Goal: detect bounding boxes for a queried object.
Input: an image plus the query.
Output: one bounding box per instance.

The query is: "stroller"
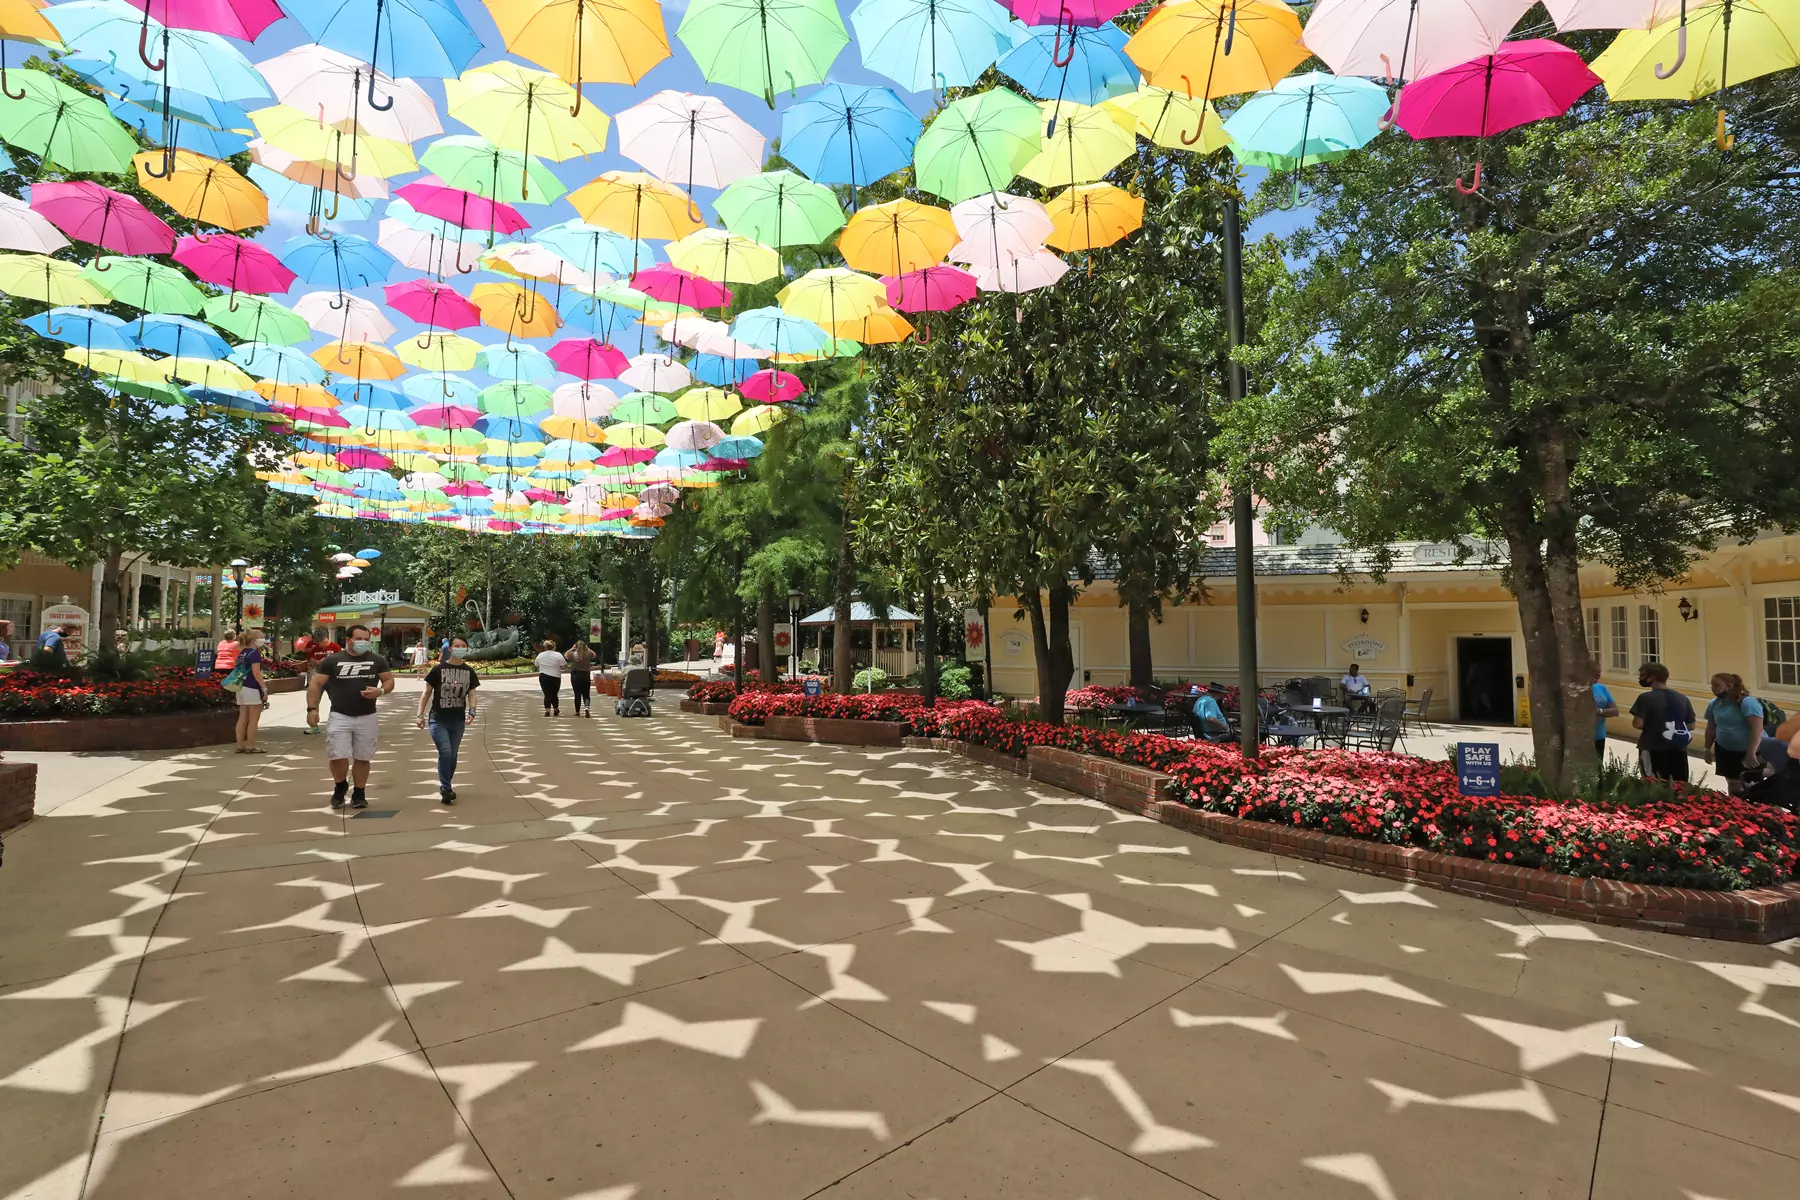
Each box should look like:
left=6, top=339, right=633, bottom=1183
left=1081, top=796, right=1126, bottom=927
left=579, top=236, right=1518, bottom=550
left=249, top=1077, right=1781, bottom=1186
left=614, top=666, right=654, bottom=717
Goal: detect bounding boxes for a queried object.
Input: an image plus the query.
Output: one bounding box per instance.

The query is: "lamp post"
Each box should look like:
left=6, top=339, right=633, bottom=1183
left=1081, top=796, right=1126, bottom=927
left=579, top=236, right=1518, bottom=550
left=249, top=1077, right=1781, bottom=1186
left=1223, top=193, right=1260, bottom=759
left=228, top=559, right=249, bottom=634
left=788, top=588, right=801, bottom=681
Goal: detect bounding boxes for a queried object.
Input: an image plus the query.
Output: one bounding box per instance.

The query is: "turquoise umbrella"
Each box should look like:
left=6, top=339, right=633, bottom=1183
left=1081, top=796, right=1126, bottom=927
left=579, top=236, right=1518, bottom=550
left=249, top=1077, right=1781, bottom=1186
left=1224, top=72, right=1391, bottom=201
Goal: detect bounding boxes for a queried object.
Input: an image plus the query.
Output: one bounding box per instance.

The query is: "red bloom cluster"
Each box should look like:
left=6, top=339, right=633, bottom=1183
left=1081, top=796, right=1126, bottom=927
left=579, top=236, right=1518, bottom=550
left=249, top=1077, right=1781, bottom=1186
left=1064, top=684, right=1167, bottom=712
left=725, top=694, right=1800, bottom=891
left=0, top=667, right=233, bottom=720
left=688, top=679, right=805, bottom=703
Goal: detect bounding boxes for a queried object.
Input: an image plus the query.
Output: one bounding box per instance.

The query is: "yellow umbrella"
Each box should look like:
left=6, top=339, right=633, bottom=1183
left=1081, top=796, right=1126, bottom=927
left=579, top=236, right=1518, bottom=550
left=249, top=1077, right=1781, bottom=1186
left=249, top=106, right=419, bottom=179
left=1594, top=2, right=1800, bottom=150
left=167, top=358, right=255, bottom=390
left=134, top=149, right=270, bottom=232
left=605, top=422, right=665, bottom=449
left=837, top=199, right=958, bottom=277
left=673, top=387, right=741, bottom=421
left=568, top=170, right=705, bottom=243
left=289, top=452, right=338, bottom=470
left=254, top=380, right=338, bottom=409
left=1104, top=84, right=1230, bottom=153
left=822, top=308, right=914, bottom=345
left=1020, top=101, right=1137, bottom=188
left=777, top=267, right=888, bottom=327
left=61, top=346, right=164, bottom=383
left=1124, top=0, right=1309, bottom=97
left=482, top=0, right=673, bottom=101
left=0, top=0, right=58, bottom=42
left=313, top=342, right=407, bottom=380
left=257, top=468, right=314, bottom=484
left=731, top=404, right=790, bottom=436
left=666, top=228, right=780, bottom=283
left=445, top=62, right=611, bottom=182
left=538, top=415, right=609, bottom=441
left=397, top=333, right=482, bottom=372
left=471, top=282, right=563, bottom=340
left=1046, top=183, right=1145, bottom=252
left=0, top=253, right=106, bottom=305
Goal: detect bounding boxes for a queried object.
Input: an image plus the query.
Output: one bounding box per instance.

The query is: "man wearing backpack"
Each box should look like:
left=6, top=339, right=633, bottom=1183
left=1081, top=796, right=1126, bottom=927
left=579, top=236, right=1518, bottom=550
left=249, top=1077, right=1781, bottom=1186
left=1703, top=673, right=1773, bottom=795
left=1630, top=663, right=1696, bottom=782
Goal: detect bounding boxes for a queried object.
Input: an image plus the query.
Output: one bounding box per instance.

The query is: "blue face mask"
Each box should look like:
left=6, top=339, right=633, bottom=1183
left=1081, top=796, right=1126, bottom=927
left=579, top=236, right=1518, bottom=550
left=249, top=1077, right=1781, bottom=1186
left=352, top=640, right=373, bottom=654
left=448, top=648, right=466, bottom=662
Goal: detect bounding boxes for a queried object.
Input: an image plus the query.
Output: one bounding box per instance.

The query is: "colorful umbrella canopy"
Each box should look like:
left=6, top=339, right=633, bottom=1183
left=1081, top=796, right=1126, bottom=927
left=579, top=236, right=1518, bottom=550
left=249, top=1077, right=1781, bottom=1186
left=1103, top=84, right=1230, bottom=152
left=616, top=90, right=766, bottom=194
left=912, top=86, right=1042, bottom=203
left=394, top=181, right=531, bottom=237
left=1394, top=39, right=1603, bottom=140
left=0, top=69, right=139, bottom=173
left=1020, top=99, right=1137, bottom=187
left=780, top=83, right=922, bottom=192
left=838, top=199, right=958, bottom=276
left=249, top=105, right=420, bottom=180
left=1594, top=0, right=1799, bottom=136
left=21, top=307, right=137, bottom=351
left=255, top=44, right=443, bottom=145
left=716, top=170, right=846, bottom=247
left=847, top=0, right=1015, bottom=93
left=85, top=256, right=203, bottom=314
left=399, top=332, right=482, bottom=373
left=677, top=0, right=850, bottom=106
left=1045, top=183, right=1144, bottom=251
left=949, top=193, right=1054, bottom=267
left=45, top=1, right=271, bottom=104
left=608, top=392, right=678, bottom=424
left=205, top=294, right=311, bottom=347
left=969, top=247, right=1069, bottom=292
left=421, top=135, right=566, bottom=206
left=1124, top=0, right=1310, bottom=96
left=482, top=0, right=673, bottom=96
left=999, top=20, right=1137, bottom=109
left=0, top=253, right=109, bottom=306
left=665, top=418, right=726, bottom=451
left=568, top=171, right=705, bottom=254
left=472, top=281, right=563, bottom=339
left=444, top=61, right=612, bottom=198
left=123, top=0, right=287, bottom=40
left=549, top=338, right=630, bottom=379
left=231, top=341, right=329, bottom=384
left=666, top=228, right=781, bottom=284
left=173, top=233, right=296, bottom=295
left=731, top=306, right=829, bottom=356
left=295, top=291, right=398, bottom=343
left=730, top=403, right=790, bottom=436
left=315, top=341, right=407, bottom=380
left=618, top=352, right=693, bottom=393
left=672, top=386, right=742, bottom=420
left=1224, top=71, right=1391, bottom=169
left=291, top=0, right=482, bottom=84
left=281, top=234, right=396, bottom=291
left=1302, top=0, right=1533, bottom=84
left=738, top=368, right=804, bottom=403
left=137, top=313, right=230, bottom=359
left=0, top=193, right=71, bottom=255
left=134, top=149, right=269, bottom=231
left=882, top=264, right=979, bottom=312
left=631, top=263, right=732, bottom=311
left=777, top=267, right=888, bottom=327
left=386, top=279, right=482, bottom=329
left=30, top=181, right=174, bottom=258
left=1543, top=0, right=1690, bottom=30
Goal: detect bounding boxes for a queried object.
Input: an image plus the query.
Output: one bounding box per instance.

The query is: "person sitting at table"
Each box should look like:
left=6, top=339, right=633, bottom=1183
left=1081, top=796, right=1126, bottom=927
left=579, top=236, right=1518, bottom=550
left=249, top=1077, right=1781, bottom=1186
left=1341, top=664, right=1373, bottom=710
left=1188, top=686, right=1231, bottom=741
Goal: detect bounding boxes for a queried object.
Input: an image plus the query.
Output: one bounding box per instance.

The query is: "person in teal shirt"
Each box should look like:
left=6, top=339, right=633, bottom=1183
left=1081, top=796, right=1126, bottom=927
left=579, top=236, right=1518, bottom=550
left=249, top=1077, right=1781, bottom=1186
left=1703, top=672, right=1765, bottom=794
left=1591, top=662, right=1619, bottom=760
left=1188, top=687, right=1230, bottom=741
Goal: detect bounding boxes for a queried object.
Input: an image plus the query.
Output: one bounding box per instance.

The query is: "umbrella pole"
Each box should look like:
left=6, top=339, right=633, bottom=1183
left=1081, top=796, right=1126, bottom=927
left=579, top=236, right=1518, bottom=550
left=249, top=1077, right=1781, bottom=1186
left=570, top=2, right=586, bottom=116
left=1715, top=1, right=1735, bottom=152
left=761, top=1, right=776, bottom=108
left=1456, top=60, right=1495, bottom=195
left=366, top=0, right=394, bottom=112
left=521, top=87, right=535, bottom=201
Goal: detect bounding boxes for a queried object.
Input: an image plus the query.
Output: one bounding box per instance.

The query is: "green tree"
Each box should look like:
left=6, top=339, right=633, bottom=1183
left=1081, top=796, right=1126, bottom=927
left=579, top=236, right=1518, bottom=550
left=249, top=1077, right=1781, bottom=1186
left=1233, top=91, right=1800, bottom=789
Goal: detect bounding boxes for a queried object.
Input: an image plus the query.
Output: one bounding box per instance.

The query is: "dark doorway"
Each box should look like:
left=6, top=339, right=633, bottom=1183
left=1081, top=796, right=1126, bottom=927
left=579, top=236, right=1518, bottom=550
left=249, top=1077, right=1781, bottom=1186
left=1456, top=637, right=1513, bottom=723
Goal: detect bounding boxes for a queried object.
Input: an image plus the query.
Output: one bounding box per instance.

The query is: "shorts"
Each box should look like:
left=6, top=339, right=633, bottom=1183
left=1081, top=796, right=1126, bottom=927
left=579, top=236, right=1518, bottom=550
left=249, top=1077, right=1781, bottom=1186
left=325, top=712, right=380, bottom=762
left=236, top=688, right=266, bottom=706
left=1640, top=747, right=1691, bottom=782
left=1714, top=745, right=1756, bottom=780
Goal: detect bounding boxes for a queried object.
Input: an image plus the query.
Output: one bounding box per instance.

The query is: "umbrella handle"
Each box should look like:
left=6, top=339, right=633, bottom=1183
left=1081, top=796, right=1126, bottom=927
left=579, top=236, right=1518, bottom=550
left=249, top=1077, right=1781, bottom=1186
left=1716, top=108, right=1735, bottom=152
left=138, top=14, right=165, bottom=72
left=142, top=148, right=175, bottom=179
left=1455, top=160, right=1483, bottom=195
left=1051, top=12, right=1076, bottom=69
left=1224, top=0, right=1238, bottom=56
left=1379, top=53, right=1397, bottom=88
left=329, top=292, right=348, bottom=311
left=0, top=47, right=24, bottom=101
left=1655, top=27, right=1688, bottom=80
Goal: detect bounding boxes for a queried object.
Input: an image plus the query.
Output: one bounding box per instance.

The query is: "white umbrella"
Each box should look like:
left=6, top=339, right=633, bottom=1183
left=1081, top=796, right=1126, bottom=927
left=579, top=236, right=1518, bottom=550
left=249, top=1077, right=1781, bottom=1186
left=1301, top=0, right=1533, bottom=83
left=0, top=194, right=71, bottom=254
left=615, top=90, right=767, bottom=192
left=619, top=352, right=693, bottom=394
left=969, top=248, right=1069, bottom=294
left=640, top=482, right=681, bottom=503
left=552, top=380, right=623, bottom=420
left=294, top=291, right=396, bottom=343
left=1542, top=0, right=1689, bottom=30
left=664, top=419, right=725, bottom=451
left=256, top=45, right=443, bottom=145
left=659, top=314, right=731, bottom=350
left=377, top=219, right=483, bottom=276
left=949, top=193, right=1053, bottom=267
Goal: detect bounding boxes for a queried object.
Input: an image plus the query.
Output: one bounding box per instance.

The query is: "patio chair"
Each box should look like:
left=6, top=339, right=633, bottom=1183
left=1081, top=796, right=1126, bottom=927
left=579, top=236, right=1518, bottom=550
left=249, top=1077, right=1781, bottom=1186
left=1402, top=688, right=1436, bottom=736
left=1346, top=697, right=1406, bottom=752
left=1259, top=697, right=1315, bottom=747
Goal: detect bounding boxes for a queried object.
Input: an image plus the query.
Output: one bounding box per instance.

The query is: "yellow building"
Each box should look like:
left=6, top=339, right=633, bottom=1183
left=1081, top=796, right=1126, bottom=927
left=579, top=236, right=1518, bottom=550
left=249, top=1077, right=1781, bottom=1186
left=982, top=535, right=1800, bottom=737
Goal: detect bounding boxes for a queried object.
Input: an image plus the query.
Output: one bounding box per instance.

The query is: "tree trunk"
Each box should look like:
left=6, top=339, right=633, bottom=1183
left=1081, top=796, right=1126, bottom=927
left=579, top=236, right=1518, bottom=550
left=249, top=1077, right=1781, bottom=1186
left=97, top=547, right=124, bottom=648
left=1127, top=600, right=1153, bottom=687
left=831, top=530, right=855, bottom=694
left=756, top=595, right=776, bottom=686
left=1502, top=521, right=1596, bottom=794
left=1025, top=581, right=1076, bottom=725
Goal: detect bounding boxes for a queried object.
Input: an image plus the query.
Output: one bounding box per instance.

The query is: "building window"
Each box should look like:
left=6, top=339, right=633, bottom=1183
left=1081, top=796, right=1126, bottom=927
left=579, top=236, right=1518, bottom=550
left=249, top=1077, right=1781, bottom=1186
left=1586, top=607, right=1600, bottom=664
left=0, top=597, right=35, bottom=648
left=1766, top=596, right=1800, bottom=687
left=1608, top=605, right=1629, bottom=670
left=1638, top=605, right=1661, bottom=665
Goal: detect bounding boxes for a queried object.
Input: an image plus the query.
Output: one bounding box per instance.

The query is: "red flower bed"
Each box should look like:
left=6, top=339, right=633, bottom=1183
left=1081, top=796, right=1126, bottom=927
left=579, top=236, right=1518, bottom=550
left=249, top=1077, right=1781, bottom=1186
left=1065, top=684, right=1166, bottom=712
left=689, top=679, right=805, bottom=703
left=0, top=667, right=233, bottom=720
left=727, top=695, right=1800, bottom=891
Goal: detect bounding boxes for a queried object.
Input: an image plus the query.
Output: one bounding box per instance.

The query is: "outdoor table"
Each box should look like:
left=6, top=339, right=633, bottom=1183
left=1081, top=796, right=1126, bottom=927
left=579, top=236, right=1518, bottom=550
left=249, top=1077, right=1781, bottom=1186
left=1104, top=701, right=1168, bottom=730
left=1294, top=704, right=1351, bottom=747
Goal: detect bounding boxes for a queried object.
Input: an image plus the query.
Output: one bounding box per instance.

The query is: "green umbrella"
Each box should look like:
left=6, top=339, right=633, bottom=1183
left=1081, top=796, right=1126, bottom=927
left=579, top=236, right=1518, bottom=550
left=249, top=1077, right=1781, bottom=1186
left=677, top=0, right=849, bottom=108
left=413, top=427, right=486, bottom=452
left=302, top=468, right=355, bottom=488
left=419, top=136, right=566, bottom=206
left=913, top=87, right=1042, bottom=203
left=715, top=170, right=844, bottom=248
left=477, top=381, right=553, bottom=418
left=203, top=295, right=311, bottom=347
left=110, top=377, right=189, bottom=405
left=438, top=460, right=489, bottom=482
left=0, top=70, right=138, bottom=174
left=607, top=392, right=679, bottom=424
left=84, top=258, right=204, bottom=316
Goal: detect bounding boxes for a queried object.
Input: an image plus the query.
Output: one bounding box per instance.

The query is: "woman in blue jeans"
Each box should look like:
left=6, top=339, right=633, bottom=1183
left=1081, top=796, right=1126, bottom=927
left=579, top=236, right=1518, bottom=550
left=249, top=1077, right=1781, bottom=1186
left=415, top=637, right=480, bottom=805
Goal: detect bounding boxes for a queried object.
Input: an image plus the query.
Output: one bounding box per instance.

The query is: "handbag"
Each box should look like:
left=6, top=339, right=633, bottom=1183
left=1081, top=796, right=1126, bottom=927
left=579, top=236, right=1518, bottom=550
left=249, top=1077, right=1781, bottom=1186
left=219, top=663, right=247, bottom=694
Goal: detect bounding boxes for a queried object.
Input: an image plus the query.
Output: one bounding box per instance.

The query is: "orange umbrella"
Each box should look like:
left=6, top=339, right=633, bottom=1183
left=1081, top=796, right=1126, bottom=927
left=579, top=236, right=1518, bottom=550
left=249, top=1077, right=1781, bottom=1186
left=1045, top=183, right=1144, bottom=252
left=823, top=308, right=914, bottom=345
left=312, top=342, right=406, bottom=380
left=134, top=150, right=269, bottom=231
left=567, top=170, right=705, bottom=249
left=482, top=0, right=673, bottom=107
left=471, top=282, right=563, bottom=340
left=837, top=199, right=957, bottom=277
left=254, top=380, right=339, bottom=409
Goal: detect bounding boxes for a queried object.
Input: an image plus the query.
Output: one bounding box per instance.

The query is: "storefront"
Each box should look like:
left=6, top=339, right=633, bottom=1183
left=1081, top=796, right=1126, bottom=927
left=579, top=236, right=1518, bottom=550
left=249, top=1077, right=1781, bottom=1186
left=313, top=592, right=439, bottom=660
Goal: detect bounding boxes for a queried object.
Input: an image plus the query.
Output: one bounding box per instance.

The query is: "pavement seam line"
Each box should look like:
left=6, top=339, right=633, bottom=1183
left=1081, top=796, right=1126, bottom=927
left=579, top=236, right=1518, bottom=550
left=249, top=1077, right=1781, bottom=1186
left=1585, top=1020, right=1621, bottom=1200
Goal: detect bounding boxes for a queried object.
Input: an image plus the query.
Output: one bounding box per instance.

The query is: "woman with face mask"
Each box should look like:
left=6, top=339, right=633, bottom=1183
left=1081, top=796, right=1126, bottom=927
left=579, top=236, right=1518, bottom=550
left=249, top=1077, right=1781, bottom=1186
left=234, top=629, right=268, bottom=753
left=417, top=637, right=480, bottom=805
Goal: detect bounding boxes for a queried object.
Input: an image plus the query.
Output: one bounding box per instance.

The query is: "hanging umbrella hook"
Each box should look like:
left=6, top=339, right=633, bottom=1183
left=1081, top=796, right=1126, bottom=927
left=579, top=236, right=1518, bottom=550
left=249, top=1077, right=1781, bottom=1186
left=1052, top=11, right=1076, bottom=68
left=1223, top=0, right=1239, bottom=56
left=0, top=46, right=25, bottom=101
left=143, top=148, right=174, bottom=179
left=138, top=12, right=165, bottom=72
left=1715, top=108, right=1735, bottom=152
left=1455, top=160, right=1484, bottom=195
left=1655, top=27, right=1689, bottom=80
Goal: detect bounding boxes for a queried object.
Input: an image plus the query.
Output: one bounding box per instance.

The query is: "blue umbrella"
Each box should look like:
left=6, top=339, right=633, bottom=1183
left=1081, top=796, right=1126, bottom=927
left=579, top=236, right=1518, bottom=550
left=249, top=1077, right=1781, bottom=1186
left=689, top=354, right=763, bottom=387
left=653, top=448, right=711, bottom=469
left=536, top=221, right=656, bottom=279
left=21, top=308, right=137, bottom=351
left=281, top=235, right=396, bottom=291
left=251, top=166, right=376, bottom=224
left=185, top=386, right=272, bottom=418
left=136, top=315, right=230, bottom=360
left=355, top=549, right=382, bottom=558
left=338, top=407, right=413, bottom=435
left=781, top=84, right=922, bottom=194
left=1223, top=72, right=1390, bottom=203
left=557, top=291, right=641, bottom=342
left=402, top=372, right=480, bottom=405
left=997, top=22, right=1136, bottom=109
left=475, top=343, right=557, bottom=382
left=712, top=435, right=765, bottom=459
left=329, top=381, right=411, bottom=410
left=731, top=307, right=828, bottom=356
left=48, top=2, right=271, bottom=103
left=848, top=0, right=1016, bottom=94
left=230, top=342, right=329, bottom=384
left=292, top=0, right=482, bottom=98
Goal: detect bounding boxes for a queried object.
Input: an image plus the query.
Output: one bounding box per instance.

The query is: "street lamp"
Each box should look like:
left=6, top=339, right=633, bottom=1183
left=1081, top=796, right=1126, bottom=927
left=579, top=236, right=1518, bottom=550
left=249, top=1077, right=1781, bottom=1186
left=228, top=559, right=249, bottom=633
left=788, top=588, right=801, bottom=681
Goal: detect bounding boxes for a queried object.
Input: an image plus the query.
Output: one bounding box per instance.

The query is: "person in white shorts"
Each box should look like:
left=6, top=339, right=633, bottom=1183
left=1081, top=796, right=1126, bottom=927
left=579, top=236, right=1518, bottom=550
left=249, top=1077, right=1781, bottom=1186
left=305, top=624, right=395, bottom=810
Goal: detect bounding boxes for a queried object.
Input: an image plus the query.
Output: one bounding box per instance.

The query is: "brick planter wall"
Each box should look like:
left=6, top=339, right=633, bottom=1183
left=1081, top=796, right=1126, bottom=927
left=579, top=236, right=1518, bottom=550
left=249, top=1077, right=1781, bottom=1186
left=760, top=716, right=909, bottom=746
left=0, top=761, right=36, bottom=834
left=903, top=737, right=1029, bottom=777
left=0, top=707, right=237, bottom=752
left=679, top=699, right=734, bottom=716
left=265, top=676, right=305, bottom=694
left=1026, top=746, right=1175, bottom=813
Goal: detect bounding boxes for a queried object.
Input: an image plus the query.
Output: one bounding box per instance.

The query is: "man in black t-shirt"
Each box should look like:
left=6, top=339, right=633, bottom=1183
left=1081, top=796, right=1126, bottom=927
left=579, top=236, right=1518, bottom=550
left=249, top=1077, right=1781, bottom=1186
left=1630, top=662, right=1697, bottom=783
left=305, top=624, right=395, bottom=809
left=416, top=636, right=480, bottom=805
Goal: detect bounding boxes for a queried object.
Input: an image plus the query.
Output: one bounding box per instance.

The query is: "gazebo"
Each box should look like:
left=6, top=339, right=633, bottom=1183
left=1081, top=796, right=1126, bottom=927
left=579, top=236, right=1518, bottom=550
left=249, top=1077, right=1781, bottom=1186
left=799, top=599, right=921, bottom=678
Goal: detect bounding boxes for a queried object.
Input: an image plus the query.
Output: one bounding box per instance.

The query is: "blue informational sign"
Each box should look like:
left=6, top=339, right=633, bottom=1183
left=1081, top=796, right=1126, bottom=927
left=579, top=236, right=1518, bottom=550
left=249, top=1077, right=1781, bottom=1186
left=803, top=678, right=822, bottom=697
left=194, top=647, right=212, bottom=679
left=1456, top=742, right=1502, bottom=797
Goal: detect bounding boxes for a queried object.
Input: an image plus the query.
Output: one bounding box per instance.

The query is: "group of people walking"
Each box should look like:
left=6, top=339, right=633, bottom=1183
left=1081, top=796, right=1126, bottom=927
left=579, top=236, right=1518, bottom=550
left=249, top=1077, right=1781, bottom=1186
left=533, top=638, right=599, bottom=717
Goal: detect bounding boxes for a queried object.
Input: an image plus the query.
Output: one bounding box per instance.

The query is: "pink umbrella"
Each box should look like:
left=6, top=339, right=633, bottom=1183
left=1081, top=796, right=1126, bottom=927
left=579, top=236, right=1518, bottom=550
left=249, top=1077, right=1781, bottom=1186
left=127, top=0, right=285, bottom=39
left=696, top=457, right=748, bottom=472
left=173, top=234, right=297, bottom=297
left=284, top=405, right=350, bottom=427
left=1394, top=40, right=1602, bottom=191
left=385, top=279, right=481, bottom=330
left=739, top=368, right=805, bottom=403
left=407, top=404, right=482, bottom=429
left=30, top=182, right=174, bottom=259
left=488, top=519, right=523, bottom=532
left=599, top=507, right=635, bottom=520
left=523, top=488, right=566, bottom=503
left=1002, top=0, right=1135, bottom=27
left=335, top=448, right=392, bottom=469
left=629, top=264, right=732, bottom=311
left=1302, top=0, right=1533, bottom=85
left=883, top=265, right=979, bottom=313
left=549, top=339, right=630, bottom=380
left=442, top=481, right=491, bottom=497
left=395, top=181, right=529, bottom=236
left=598, top=446, right=657, bottom=467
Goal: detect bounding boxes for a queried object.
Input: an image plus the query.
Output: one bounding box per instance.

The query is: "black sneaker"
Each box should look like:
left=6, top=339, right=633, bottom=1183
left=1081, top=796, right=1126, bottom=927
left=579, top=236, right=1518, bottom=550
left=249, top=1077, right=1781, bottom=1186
left=330, top=781, right=348, bottom=809
left=351, top=789, right=368, bottom=809
left=440, top=786, right=456, bottom=805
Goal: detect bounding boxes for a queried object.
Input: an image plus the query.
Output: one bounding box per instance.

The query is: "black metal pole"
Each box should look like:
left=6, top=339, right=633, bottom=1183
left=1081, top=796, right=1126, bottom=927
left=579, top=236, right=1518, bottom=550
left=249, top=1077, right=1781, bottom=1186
left=1223, top=193, right=1259, bottom=759
left=920, top=555, right=937, bottom=707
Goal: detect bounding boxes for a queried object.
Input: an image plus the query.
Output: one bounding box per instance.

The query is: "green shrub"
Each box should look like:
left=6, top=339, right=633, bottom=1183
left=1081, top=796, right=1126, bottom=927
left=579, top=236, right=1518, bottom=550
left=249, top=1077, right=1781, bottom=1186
left=852, top=667, right=890, bottom=691
left=937, top=662, right=972, bottom=700
left=1495, top=752, right=1680, bottom=808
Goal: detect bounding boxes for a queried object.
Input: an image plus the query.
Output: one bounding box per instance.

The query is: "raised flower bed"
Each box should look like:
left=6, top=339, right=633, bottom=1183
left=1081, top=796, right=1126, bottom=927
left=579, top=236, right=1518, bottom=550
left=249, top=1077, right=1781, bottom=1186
left=0, top=667, right=236, bottom=751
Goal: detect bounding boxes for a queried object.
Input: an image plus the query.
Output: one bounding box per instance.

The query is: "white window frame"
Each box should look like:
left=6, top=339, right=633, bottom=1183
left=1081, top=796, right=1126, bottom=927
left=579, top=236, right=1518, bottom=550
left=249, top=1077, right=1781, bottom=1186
left=1765, top=594, right=1800, bottom=688
left=1586, top=606, right=1600, bottom=664
left=1638, top=603, right=1662, bottom=666
left=1608, top=605, right=1630, bottom=671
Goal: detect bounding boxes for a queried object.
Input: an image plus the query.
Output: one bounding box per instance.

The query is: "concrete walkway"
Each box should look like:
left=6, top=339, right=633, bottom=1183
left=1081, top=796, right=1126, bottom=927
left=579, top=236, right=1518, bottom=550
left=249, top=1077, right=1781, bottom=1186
left=0, top=678, right=1794, bottom=1199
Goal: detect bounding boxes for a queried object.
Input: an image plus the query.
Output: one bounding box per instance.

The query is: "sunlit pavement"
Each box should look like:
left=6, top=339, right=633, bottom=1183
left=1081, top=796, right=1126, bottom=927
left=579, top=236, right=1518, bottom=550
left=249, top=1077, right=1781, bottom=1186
left=1, top=677, right=1795, bottom=1200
